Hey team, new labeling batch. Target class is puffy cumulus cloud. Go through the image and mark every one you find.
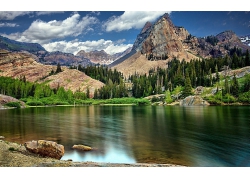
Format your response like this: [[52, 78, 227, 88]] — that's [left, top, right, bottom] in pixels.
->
[[43, 39, 133, 55], [0, 11, 32, 20], [103, 11, 171, 32], [0, 22, 19, 27], [2, 13, 98, 44]]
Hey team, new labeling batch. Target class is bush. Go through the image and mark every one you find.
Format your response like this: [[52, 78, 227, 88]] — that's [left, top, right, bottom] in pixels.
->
[[205, 96, 222, 105], [222, 93, 236, 103], [151, 96, 159, 103], [238, 92, 250, 103], [5, 102, 21, 108], [8, 147, 16, 151], [137, 99, 150, 105], [26, 101, 44, 106]]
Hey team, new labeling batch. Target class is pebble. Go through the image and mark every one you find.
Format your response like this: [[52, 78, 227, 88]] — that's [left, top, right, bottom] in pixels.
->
[[0, 136, 5, 139]]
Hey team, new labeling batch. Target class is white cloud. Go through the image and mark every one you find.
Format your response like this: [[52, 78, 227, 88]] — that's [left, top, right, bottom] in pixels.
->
[[0, 11, 65, 20], [103, 11, 171, 32], [43, 39, 133, 55], [0, 11, 32, 20], [35, 11, 64, 16], [0, 22, 19, 27], [2, 13, 98, 44]]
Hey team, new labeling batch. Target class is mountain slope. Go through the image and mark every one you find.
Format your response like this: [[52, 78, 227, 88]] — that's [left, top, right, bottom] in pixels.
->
[[0, 35, 45, 53], [0, 50, 104, 96]]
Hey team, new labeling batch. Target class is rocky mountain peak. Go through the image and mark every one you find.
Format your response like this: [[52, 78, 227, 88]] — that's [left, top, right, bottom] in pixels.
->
[[141, 21, 152, 34]]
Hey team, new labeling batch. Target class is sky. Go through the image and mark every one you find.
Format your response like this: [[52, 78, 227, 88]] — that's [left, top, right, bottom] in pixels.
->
[[0, 1, 249, 56]]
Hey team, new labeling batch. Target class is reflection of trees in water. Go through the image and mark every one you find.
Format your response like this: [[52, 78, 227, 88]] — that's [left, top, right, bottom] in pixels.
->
[[2, 106, 250, 166]]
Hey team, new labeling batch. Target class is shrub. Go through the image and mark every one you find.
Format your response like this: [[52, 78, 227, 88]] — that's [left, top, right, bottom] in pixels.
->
[[8, 147, 16, 151], [5, 102, 21, 109], [151, 96, 159, 103], [222, 93, 236, 103], [26, 101, 44, 106], [238, 92, 250, 103]]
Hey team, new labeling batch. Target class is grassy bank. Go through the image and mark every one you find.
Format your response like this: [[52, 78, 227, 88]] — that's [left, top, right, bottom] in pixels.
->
[[19, 97, 151, 107]]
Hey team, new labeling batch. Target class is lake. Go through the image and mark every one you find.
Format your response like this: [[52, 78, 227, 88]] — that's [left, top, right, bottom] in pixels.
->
[[1, 105, 250, 167]]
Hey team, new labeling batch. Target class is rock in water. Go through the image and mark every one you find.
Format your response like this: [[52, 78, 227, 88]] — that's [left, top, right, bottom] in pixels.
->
[[72, 144, 92, 151], [24, 140, 64, 160], [180, 96, 210, 106]]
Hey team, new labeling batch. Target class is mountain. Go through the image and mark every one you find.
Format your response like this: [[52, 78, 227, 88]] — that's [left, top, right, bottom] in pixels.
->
[[76, 48, 132, 65], [0, 50, 104, 96], [34, 51, 93, 67], [0, 35, 94, 67], [110, 13, 250, 77], [0, 35, 45, 53]]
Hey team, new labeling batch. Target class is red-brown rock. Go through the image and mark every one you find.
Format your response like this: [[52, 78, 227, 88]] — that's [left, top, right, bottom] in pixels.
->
[[72, 144, 92, 151], [24, 140, 64, 160]]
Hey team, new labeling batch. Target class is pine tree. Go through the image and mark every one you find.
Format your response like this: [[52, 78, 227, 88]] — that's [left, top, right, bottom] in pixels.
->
[[183, 71, 192, 97], [94, 89, 98, 99], [215, 64, 220, 83], [55, 63, 62, 74], [224, 77, 230, 95], [86, 87, 90, 99], [246, 49, 250, 66], [231, 73, 239, 97]]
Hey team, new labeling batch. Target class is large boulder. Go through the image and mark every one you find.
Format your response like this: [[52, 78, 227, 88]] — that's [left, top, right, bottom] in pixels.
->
[[180, 95, 210, 106], [24, 140, 64, 160]]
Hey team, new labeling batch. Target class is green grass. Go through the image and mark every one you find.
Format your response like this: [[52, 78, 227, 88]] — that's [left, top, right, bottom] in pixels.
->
[[21, 96, 150, 107]]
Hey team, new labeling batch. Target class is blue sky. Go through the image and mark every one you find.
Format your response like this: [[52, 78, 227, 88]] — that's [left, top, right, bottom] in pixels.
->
[[0, 1, 249, 55]]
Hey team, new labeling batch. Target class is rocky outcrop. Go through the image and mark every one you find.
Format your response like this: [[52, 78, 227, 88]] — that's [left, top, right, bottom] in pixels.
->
[[72, 144, 92, 151], [24, 140, 64, 160], [179, 96, 210, 106], [0, 94, 25, 109]]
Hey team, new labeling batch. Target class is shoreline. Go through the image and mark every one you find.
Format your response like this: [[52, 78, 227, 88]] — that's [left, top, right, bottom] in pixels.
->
[[0, 140, 184, 167]]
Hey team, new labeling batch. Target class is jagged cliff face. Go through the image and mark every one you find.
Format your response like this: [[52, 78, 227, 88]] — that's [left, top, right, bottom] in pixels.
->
[[0, 51, 104, 95], [131, 13, 198, 61], [141, 14, 185, 58]]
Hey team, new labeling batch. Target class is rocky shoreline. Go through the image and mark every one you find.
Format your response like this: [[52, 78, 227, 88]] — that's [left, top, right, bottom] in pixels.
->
[[0, 140, 184, 167]]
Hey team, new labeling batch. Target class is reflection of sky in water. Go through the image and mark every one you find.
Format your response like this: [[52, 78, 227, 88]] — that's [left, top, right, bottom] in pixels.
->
[[61, 144, 136, 163]]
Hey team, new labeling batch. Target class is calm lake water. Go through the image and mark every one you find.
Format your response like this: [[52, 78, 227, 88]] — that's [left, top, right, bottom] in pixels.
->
[[1, 105, 250, 167]]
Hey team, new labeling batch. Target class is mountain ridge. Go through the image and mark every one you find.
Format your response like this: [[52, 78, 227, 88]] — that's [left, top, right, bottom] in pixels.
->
[[110, 13, 250, 77]]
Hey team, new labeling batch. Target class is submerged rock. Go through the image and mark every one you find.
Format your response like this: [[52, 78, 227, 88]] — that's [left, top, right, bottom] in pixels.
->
[[24, 140, 64, 160], [72, 144, 92, 151], [180, 95, 210, 106], [0, 136, 4, 139]]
